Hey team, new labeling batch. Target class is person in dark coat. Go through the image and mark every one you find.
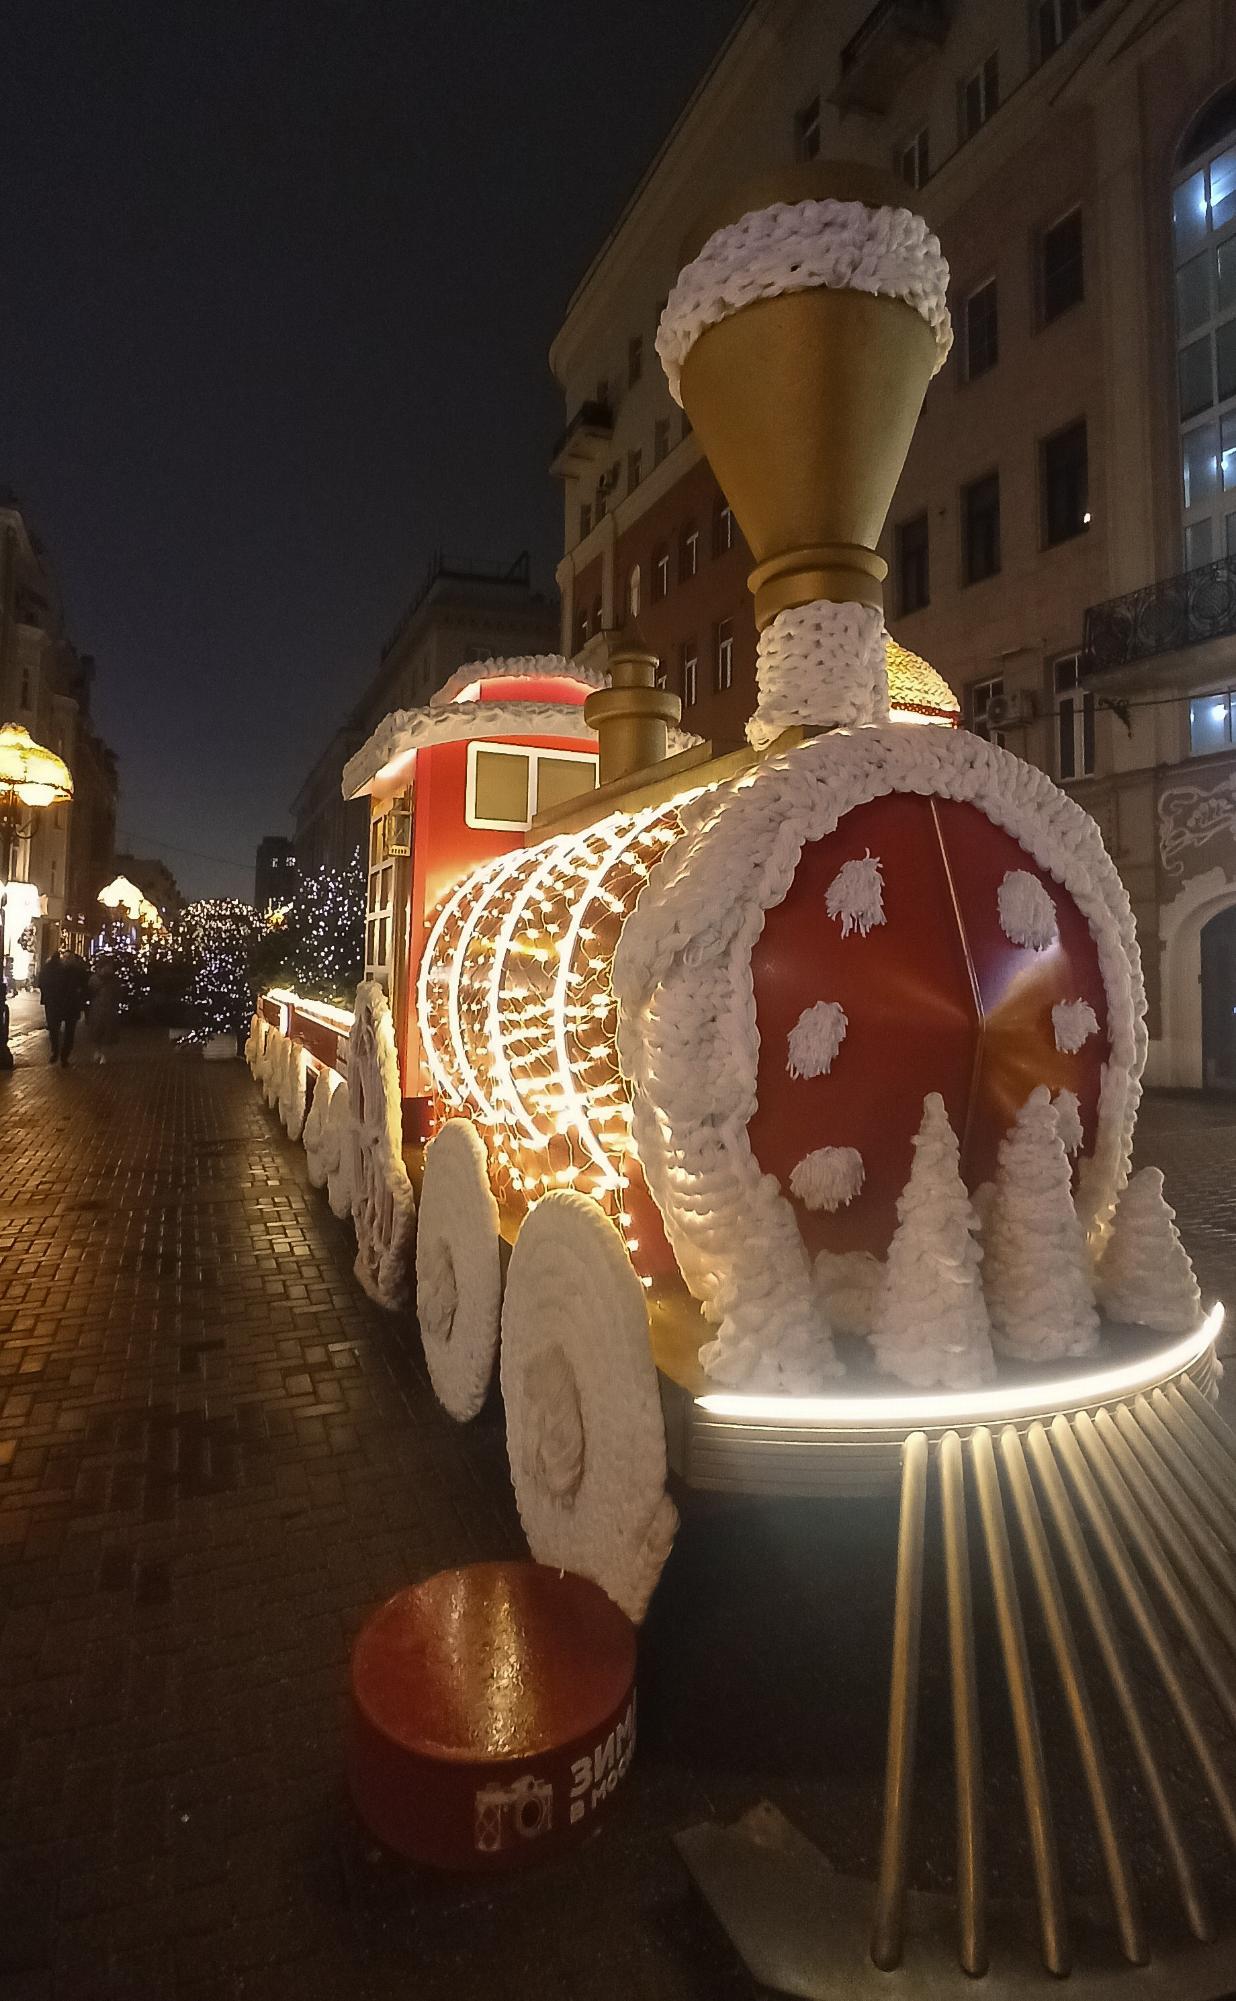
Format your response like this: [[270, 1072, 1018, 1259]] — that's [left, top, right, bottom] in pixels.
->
[[38, 949, 91, 1066]]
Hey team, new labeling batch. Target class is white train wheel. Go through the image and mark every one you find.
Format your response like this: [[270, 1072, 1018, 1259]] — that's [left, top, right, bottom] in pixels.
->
[[325, 1079, 354, 1220], [416, 1119, 502, 1421], [500, 1191, 677, 1624]]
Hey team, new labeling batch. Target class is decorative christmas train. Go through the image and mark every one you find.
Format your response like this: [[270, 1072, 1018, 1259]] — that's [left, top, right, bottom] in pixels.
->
[[249, 161, 1215, 1628]]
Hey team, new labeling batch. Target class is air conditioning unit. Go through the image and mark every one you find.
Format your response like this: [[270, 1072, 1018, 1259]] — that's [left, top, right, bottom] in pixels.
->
[[985, 690, 1036, 729]]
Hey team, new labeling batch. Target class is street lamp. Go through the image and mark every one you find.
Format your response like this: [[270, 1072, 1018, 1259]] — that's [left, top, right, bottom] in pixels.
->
[[0, 723, 74, 1071]]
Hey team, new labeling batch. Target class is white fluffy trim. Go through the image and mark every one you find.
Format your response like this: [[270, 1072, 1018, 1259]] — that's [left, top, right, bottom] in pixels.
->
[[346, 981, 416, 1307], [826, 852, 885, 937], [430, 653, 600, 709], [324, 1079, 354, 1221], [747, 601, 889, 747], [302, 1066, 340, 1189], [614, 727, 1145, 1391], [1053, 998, 1099, 1054], [499, 1192, 677, 1624], [813, 1249, 881, 1338], [656, 197, 952, 404], [787, 1000, 848, 1080], [416, 1118, 502, 1421], [790, 1146, 865, 1212], [279, 1040, 310, 1142], [345, 700, 701, 801], [998, 869, 1058, 950], [1054, 1088, 1084, 1156]]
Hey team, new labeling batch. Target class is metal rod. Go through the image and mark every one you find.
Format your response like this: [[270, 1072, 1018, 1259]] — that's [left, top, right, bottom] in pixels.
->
[[1118, 1400, 1236, 1588], [1000, 1425, 1146, 1965], [939, 1430, 986, 1977], [1027, 1423, 1212, 1942], [1178, 1371, 1236, 1453], [1050, 1413, 1236, 1857], [871, 1430, 929, 1973], [1135, 1391, 1236, 1555], [1157, 1385, 1236, 1514], [970, 1426, 1070, 1976], [1077, 1411, 1236, 1724]]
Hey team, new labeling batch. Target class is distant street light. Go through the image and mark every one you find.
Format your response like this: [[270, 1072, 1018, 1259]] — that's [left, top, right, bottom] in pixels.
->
[[0, 723, 74, 1071]]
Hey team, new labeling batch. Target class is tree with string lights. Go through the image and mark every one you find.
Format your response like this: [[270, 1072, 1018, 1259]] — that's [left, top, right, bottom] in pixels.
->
[[176, 899, 263, 1046], [249, 851, 364, 1005]]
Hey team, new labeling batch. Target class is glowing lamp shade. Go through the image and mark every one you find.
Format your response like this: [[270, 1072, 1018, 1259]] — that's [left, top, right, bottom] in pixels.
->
[[0, 723, 74, 807], [885, 639, 960, 727]]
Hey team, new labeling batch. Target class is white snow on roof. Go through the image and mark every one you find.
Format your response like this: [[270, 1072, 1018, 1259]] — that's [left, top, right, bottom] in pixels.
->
[[430, 654, 604, 710]]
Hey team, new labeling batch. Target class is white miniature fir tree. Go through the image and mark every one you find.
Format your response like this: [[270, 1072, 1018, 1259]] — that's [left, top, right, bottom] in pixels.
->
[[984, 1084, 1099, 1362], [1097, 1167, 1202, 1335], [870, 1094, 996, 1388]]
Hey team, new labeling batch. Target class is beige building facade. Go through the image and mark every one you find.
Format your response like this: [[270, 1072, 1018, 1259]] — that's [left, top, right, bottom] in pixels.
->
[[550, 0, 1236, 1088]]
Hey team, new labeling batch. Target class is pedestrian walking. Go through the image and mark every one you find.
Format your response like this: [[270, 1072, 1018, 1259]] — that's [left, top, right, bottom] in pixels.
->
[[37, 948, 91, 1066], [87, 957, 122, 1064]]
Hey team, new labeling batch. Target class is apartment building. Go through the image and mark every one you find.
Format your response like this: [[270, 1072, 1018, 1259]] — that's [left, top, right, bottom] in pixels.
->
[[293, 552, 559, 873], [549, 0, 1236, 1087]]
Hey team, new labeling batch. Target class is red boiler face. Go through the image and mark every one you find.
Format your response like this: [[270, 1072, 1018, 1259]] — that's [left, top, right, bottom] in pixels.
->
[[746, 793, 1110, 1259]]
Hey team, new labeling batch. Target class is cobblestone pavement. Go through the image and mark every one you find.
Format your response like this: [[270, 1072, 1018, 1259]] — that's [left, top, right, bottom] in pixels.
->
[[1, 1040, 1235, 2000]]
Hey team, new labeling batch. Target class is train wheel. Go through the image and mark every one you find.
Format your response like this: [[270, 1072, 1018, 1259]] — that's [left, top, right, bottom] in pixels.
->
[[500, 1192, 677, 1624], [416, 1119, 502, 1421]]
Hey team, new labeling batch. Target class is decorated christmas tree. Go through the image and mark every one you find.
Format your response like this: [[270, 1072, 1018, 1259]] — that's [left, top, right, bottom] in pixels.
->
[[177, 899, 262, 1045], [1097, 1167, 1202, 1335], [984, 1084, 1099, 1361], [249, 851, 364, 1005], [870, 1093, 995, 1387]]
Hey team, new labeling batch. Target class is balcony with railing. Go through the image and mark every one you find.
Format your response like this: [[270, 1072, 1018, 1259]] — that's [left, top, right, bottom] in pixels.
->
[[834, 0, 949, 111], [550, 400, 614, 480], [1083, 556, 1236, 687]]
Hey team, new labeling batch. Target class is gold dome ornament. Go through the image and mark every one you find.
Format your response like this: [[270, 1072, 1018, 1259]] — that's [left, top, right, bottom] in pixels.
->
[[0, 723, 74, 809], [885, 638, 960, 727]]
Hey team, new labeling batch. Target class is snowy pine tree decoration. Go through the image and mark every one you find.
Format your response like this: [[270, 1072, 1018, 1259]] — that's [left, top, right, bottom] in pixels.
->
[[984, 1085, 1099, 1362], [1096, 1167, 1202, 1336], [870, 1095, 995, 1389]]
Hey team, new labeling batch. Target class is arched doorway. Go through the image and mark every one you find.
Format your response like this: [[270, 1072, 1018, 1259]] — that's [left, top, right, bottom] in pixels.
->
[[1202, 900, 1236, 1086]]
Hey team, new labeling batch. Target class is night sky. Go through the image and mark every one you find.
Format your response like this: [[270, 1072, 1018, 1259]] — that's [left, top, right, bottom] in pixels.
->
[[0, 2, 744, 901]]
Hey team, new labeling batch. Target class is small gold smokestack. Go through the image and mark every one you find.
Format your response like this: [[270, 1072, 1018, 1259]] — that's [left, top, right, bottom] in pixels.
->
[[584, 627, 681, 787]]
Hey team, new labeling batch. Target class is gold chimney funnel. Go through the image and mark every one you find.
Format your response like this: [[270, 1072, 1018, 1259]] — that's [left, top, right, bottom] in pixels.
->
[[584, 625, 681, 787], [675, 162, 944, 632]]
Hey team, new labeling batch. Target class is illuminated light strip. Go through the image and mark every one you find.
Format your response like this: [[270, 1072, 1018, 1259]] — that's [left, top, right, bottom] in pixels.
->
[[449, 849, 534, 1123], [416, 870, 484, 1108], [265, 988, 356, 1032], [488, 834, 577, 1148], [695, 1306, 1224, 1428]]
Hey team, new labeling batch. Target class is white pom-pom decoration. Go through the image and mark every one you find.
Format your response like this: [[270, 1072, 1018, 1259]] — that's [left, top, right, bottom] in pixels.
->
[[789, 1146, 865, 1212], [1053, 998, 1099, 1053], [1053, 1089, 1084, 1157], [825, 854, 885, 938], [787, 1001, 848, 1080], [998, 870, 1058, 950]]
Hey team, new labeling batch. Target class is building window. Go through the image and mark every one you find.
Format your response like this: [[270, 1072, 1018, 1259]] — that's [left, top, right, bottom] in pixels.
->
[[627, 448, 642, 494], [715, 619, 734, 691], [653, 546, 670, 602], [595, 378, 609, 405], [1054, 654, 1095, 778], [654, 417, 671, 465], [965, 280, 999, 379], [970, 676, 1006, 747], [1038, 0, 1097, 61], [466, 740, 598, 830], [654, 658, 668, 690], [962, 472, 1001, 583], [1174, 103, 1236, 568], [577, 606, 590, 650], [1190, 686, 1236, 754], [628, 335, 642, 387], [795, 95, 821, 161], [896, 512, 930, 615], [899, 128, 929, 190], [680, 524, 699, 581], [595, 479, 608, 523], [1041, 208, 1084, 322], [681, 642, 698, 709], [1042, 420, 1090, 545], [714, 499, 735, 555], [579, 502, 592, 541], [627, 565, 642, 619], [681, 410, 692, 442], [959, 53, 999, 142]]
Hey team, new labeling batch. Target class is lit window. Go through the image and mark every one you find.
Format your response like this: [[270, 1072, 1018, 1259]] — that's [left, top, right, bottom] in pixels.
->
[[795, 96, 821, 161], [970, 676, 1006, 746], [959, 53, 999, 142], [715, 620, 734, 691], [653, 546, 670, 601], [714, 500, 735, 555], [627, 565, 641, 618], [681, 643, 698, 709], [680, 524, 699, 581], [965, 280, 998, 379], [1054, 654, 1095, 778], [1189, 688, 1236, 755]]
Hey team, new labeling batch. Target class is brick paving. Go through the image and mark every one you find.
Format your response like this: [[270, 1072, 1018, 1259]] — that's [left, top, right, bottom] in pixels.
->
[[1, 1032, 1235, 1999]]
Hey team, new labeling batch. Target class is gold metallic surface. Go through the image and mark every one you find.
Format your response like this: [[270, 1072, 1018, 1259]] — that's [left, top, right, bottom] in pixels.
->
[[1026, 1423, 1213, 1942], [938, 1432, 986, 1977], [679, 286, 938, 633], [999, 1426, 1146, 1966], [1050, 1414, 1236, 1853], [1158, 1385, 1236, 1513], [1116, 1402, 1236, 1592], [870, 1431, 928, 1973], [582, 630, 682, 788], [971, 1428, 1070, 1976]]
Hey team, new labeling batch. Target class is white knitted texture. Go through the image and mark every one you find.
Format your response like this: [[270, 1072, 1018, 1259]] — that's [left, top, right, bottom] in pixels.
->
[[787, 1000, 848, 1080], [870, 1094, 995, 1389], [789, 1146, 864, 1212], [984, 1085, 1099, 1361], [1054, 1088, 1084, 1157], [416, 1118, 502, 1421], [1053, 998, 1099, 1054], [324, 1080, 354, 1221], [812, 1249, 881, 1339], [614, 727, 1145, 1391], [826, 852, 885, 937], [499, 1192, 677, 1623], [656, 198, 952, 404], [1096, 1167, 1202, 1335], [347, 982, 416, 1309], [748, 601, 889, 748], [998, 870, 1058, 950], [302, 1066, 340, 1189]]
